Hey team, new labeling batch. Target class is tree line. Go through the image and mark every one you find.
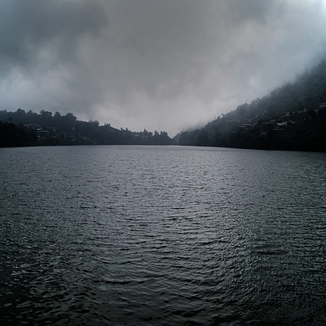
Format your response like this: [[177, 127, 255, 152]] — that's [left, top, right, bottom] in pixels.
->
[[2, 58, 326, 151], [0, 109, 173, 147], [174, 59, 326, 152]]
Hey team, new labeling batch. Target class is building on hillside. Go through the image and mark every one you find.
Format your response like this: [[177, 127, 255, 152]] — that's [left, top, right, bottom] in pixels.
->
[[319, 103, 326, 110]]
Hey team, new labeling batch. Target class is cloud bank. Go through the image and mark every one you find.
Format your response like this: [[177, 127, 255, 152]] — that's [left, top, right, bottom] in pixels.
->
[[1, 0, 326, 136]]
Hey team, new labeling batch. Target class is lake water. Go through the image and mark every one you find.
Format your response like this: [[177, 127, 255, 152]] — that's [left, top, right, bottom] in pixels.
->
[[1, 145, 326, 325]]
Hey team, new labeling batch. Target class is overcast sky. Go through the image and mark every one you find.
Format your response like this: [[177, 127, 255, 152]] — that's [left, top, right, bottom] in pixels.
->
[[1, 0, 326, 136]]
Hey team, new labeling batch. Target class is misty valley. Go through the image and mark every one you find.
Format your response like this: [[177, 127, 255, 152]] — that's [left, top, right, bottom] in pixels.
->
[[1, 57, 326, 326], [2, 59, 326, 152], [2, 1, 326, 325]]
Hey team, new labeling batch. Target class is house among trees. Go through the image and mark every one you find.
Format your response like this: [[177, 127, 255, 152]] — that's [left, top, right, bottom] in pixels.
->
[[319, 102, 326, 110]]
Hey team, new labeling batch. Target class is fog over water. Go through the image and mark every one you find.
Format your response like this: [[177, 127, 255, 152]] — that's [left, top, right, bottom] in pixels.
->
[[1, 1, 326, 135]]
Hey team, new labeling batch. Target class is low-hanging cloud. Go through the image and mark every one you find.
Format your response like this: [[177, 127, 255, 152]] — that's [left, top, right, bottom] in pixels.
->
[[1, 0, 326, 136]]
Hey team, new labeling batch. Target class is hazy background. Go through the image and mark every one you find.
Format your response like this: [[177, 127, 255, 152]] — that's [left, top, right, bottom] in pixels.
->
[[1, 0, 326, 136]]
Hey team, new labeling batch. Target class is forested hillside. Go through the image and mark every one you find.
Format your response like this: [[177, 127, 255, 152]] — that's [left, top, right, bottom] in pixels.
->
[[2, 59, 326, 150], [175, 59, 326, 152], [0, 110, 172, 147]]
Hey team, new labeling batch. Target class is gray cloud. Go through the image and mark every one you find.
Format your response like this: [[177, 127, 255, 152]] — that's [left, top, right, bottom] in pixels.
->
[[1, 0, 326, 136], [0, 0, 107, 73]]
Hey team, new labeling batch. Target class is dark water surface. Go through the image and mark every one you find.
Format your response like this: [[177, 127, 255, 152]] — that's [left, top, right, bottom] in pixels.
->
[[1, 145, 326, 325]]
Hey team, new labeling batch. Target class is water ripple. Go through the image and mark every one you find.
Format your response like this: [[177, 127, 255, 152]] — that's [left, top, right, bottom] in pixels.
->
[[1, 146, 326, 325]]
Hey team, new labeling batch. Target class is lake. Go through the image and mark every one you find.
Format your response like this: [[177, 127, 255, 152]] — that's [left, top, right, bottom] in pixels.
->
[[1, 145, 326, 325]]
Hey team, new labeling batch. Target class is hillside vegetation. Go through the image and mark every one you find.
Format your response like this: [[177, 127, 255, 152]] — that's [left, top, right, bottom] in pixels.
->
[[2, 59, 326, 151], [175, 59, 326, 152], [0, 110, 172, 147]]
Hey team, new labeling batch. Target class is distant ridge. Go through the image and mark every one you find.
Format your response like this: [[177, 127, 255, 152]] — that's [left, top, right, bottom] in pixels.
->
[[0, 110, 172, 147], [174, 59, 326, 152]]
